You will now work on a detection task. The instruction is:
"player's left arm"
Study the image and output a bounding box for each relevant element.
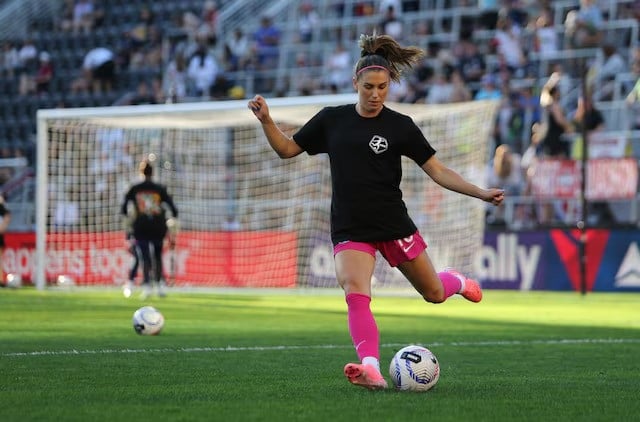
[421,155,504,206]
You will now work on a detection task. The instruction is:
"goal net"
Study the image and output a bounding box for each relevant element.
[35,94,498,290]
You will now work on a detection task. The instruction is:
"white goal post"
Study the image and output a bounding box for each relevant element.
[35,95,498,290]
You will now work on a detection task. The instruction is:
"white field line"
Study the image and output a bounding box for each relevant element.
[2,338,639,358]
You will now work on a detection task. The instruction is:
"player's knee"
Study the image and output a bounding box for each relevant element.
[422,289,445,304]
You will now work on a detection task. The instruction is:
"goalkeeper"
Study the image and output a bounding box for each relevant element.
[121,160,178,299]
[249,34,504,391]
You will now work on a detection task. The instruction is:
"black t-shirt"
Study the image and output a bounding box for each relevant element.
[581,109,605,132]
[293,104,436,244]
[121,180,178,240]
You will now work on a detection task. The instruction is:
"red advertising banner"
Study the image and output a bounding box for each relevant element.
[530,158,638,199]
[530,159,579,198]
[2,231,297,287]
[586,158,638,200]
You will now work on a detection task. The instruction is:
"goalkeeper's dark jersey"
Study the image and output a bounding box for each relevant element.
[293,104,436,245]
[121,180,178,240]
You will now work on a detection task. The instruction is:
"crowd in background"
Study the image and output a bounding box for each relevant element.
[1,0,640,229]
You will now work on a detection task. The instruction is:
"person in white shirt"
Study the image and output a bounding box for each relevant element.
[186,46,218,97]
[533,9,559,60]
[325,42,351,92]
[82,47,115,93]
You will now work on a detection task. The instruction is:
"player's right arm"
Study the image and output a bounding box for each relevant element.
[248,95,303,159]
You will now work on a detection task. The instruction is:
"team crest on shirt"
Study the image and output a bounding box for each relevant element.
[369,135,388,154]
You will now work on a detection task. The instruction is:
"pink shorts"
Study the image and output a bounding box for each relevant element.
[333,231,427,267]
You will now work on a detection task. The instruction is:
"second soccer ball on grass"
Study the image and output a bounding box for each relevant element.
[132,306,165,335]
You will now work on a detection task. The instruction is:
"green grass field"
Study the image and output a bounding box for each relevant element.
[1,287,638,422]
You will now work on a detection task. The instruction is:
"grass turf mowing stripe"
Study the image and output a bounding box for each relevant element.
[4,337,639,357]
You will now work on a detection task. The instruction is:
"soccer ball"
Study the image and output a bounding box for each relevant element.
[132,306,165,335]
[389,345,440,392]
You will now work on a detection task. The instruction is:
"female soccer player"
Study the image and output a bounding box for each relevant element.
[248,34,504,390]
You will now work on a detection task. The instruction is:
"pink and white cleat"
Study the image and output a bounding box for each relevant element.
[445,268,483,303]
[344,363,388,390]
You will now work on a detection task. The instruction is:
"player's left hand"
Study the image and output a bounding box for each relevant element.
[484,188,505,206]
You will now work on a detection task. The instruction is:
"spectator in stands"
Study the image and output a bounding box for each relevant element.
[626,48,640,130]
[20,51,54,96]
[163,50,188,102]
[1,41,20,78]
[114,81,158,106]
[572,94,605,139]
[0,194,10,283]
[521,122,543,174]
[254,15,281,69]
[58,0,75,32]
[539,72,574,158]
[72,0,95,34]
[325,42,352,92]
[378,0,402,16]
[564,0,604,49]
[624,0,640,23]
[496,88,527,151]
[549,63,572,98]
[378,4,403,40]
[186,44,218,98]
[71,47,116,94]
[253,16,281,92]
[180,9,201,42]
[200,0,219,46]
[477,0,500,30]
[453,38,486,96]
[485,144,524,227]
[210,73,234,99]
[128,5,156,48]
[425,69,453,104]
[474,73,502,100]
[449,69,472,103]
[492,13,527,78]
[224,28,251,72]
[34,52,54,95]
[249,33,503,391]
[298,1,320,43]
[288,52,318,96]
[512,84,541,149]
[353,1,375,16]
[519,122,544,228]
[17,38,38,72]
[142,25,164,71]
[52,186,81,229]
[532,7,559,61]
[589,44,627,101]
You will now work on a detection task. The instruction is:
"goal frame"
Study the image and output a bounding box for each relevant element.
[35,94,359,290]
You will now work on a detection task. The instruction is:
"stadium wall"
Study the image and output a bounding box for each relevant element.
[5,229,640,292]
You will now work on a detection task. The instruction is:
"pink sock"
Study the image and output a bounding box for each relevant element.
[438,271,463,299]
[345,293,379,361]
